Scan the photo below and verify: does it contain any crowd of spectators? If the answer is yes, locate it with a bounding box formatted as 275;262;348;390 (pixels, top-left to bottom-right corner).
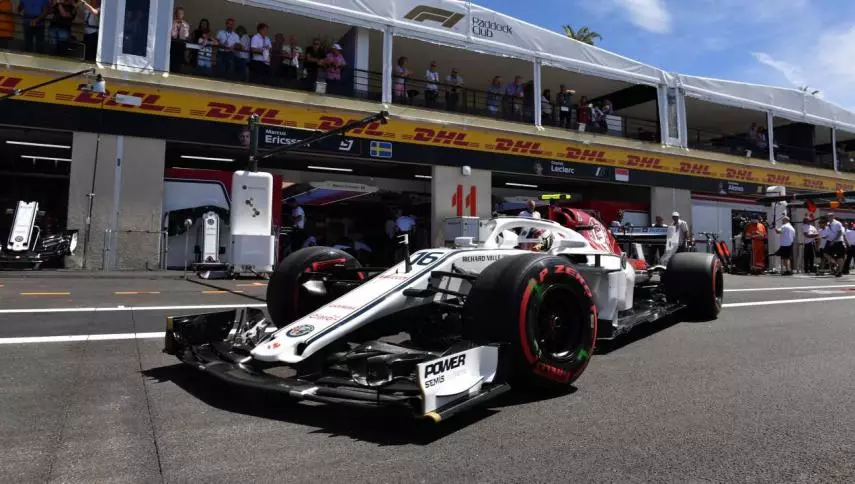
1;0;100;60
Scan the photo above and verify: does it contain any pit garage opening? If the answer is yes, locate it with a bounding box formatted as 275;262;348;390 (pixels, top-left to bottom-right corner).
163;141;432;269
0;126;74;267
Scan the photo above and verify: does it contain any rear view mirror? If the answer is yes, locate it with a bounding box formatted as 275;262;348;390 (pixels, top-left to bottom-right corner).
554;239;587;250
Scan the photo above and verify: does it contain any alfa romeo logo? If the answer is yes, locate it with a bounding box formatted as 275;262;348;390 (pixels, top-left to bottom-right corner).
285;324;314;337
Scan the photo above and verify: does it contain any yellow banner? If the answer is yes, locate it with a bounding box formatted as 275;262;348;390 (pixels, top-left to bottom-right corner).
3;68;853;191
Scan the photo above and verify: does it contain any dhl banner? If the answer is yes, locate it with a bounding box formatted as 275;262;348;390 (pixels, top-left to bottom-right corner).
2;68;854;192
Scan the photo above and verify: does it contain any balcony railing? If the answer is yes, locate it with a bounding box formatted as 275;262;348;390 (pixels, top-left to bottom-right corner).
172;42;661;145
687;126;771;161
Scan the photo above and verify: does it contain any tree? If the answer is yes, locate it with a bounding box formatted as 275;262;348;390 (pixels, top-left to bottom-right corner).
563;25;602;45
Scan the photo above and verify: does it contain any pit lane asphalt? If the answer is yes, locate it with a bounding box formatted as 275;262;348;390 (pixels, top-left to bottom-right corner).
2;274;855;483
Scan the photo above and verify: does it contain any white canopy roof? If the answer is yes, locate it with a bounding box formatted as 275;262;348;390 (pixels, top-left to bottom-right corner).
231;0;855;133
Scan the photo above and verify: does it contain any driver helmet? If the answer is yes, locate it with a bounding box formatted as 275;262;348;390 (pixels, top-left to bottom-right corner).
518;227;554;251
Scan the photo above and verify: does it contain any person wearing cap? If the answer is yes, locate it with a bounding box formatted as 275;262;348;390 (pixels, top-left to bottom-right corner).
445;67;464;111
322;42;347;94
671;211;690;252
774;215;795;275
825;212;847;277
424;61;440;108
802;215;819;273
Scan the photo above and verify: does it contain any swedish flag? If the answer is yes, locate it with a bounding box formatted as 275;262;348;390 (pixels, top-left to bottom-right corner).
370;141;393;159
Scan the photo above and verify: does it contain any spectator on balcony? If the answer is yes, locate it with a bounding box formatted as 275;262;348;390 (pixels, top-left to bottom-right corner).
193;18;210;47
838;144;851;164
748;122;759;145
249;23;272;83
424;61;440;108
504;75;524;118
541;89;553;123
281;35;303;82
234;25;250;81
0;0;12;49
215;18;240;77
271;33;286;77
19;0;48;53
577;96;591;129
80;0;100;61
169;7;190;72
304;37;325;87
323;43;346;95
445;67;463;112
393;56;412;103
486;76;503;116
556;85;575;128
196;28;216;75
37;0;76;54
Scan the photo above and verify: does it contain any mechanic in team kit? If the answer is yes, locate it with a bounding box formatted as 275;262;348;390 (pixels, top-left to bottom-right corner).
287;198;306;252
773;215;795;275
825;213;848;277
802;215;819;273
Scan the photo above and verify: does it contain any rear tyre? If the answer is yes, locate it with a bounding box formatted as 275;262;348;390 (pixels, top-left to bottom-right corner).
465;254;597;391
663;252;723;321
266;246;361;327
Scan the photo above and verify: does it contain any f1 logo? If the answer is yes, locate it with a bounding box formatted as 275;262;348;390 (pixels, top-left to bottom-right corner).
452;185;477;217
404;6;465;28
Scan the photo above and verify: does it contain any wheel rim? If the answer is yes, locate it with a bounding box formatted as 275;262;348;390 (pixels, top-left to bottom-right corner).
533;285;584;361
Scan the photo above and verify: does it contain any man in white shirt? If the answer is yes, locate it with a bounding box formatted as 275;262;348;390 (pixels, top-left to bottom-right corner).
445;68;464;111
843;222;855;275
424;61;440;108
249;23;272;82
825;213;847;277
519;200;541;219
216;18;240;76
774;215;795;275
802;216;819;273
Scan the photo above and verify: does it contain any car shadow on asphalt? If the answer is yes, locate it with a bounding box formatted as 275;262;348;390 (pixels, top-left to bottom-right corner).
143;363;499;446
595;315;682;355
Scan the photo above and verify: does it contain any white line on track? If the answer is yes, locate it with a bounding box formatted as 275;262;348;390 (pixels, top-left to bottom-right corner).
0;303;266;315
723;295;855;308
0;326;277;345
725;284;855;293
0;332;166;344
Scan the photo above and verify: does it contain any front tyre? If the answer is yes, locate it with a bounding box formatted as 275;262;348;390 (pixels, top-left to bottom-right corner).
465;254;597;391
266;246;361;327
663;252;724;321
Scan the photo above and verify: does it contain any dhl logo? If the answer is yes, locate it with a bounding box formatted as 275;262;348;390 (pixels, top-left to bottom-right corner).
679;162;713;176
414;128;469;146
494;138;543;155
74;90;169;112
765;174;791;185
802;179;824;189
725;168;756;181
625;155;663;169
317;115;386;136
204;102;284;124
0;76;23;94
565;147;606;162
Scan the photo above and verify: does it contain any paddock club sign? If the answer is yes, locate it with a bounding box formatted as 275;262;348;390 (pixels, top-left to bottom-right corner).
3;68;853;192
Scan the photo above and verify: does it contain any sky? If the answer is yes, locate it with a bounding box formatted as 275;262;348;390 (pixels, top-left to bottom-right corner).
479;0;855;110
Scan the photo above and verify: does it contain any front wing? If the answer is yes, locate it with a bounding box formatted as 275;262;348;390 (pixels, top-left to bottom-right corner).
164;309;510;422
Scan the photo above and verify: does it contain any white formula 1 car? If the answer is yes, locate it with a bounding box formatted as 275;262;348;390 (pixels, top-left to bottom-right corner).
164;209;723;422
